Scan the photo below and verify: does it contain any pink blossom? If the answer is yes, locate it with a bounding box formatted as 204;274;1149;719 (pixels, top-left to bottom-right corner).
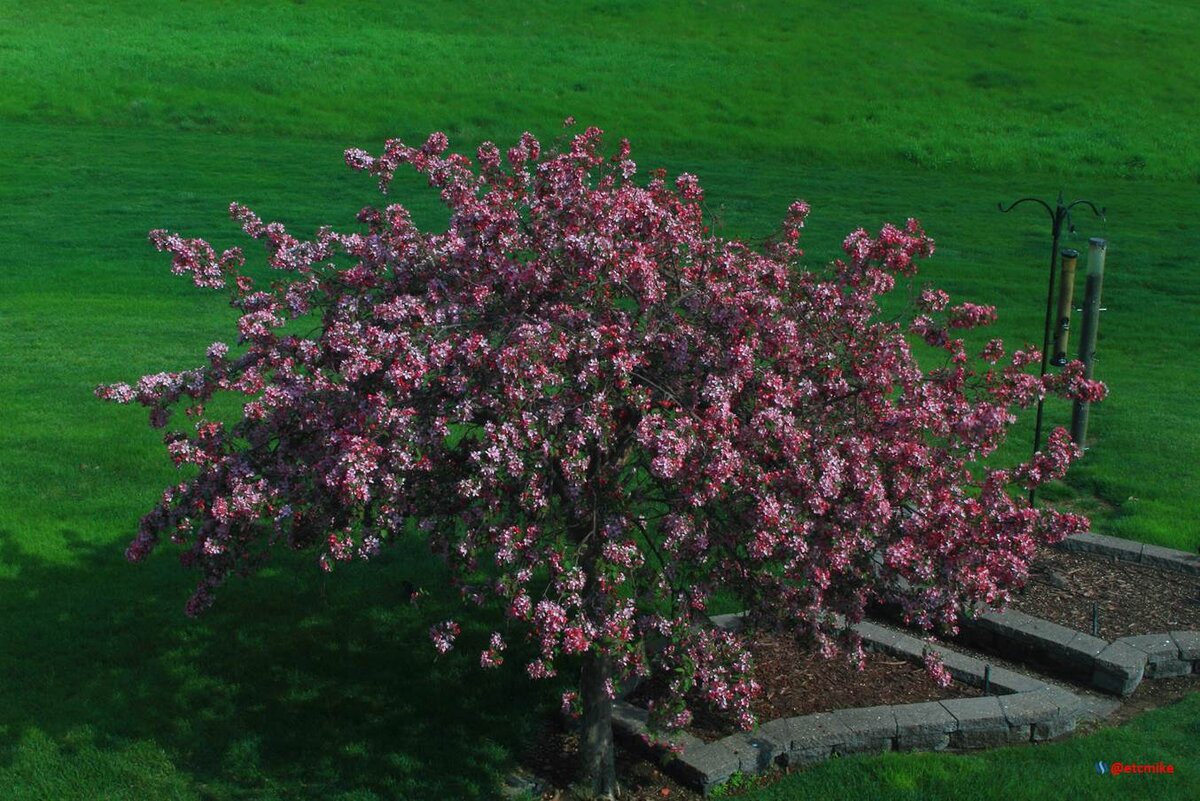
923;649;953;689
481;632;506;668
561;690;580;718
430;620;461;654
562;627;590;654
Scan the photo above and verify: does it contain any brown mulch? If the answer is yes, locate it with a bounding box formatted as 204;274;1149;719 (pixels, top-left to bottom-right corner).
629;630;981;743
1008;548;1200;640
518;716;706;801
517;631;980;800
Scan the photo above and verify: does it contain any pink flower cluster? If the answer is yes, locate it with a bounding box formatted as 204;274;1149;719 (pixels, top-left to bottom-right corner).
923;648;953;689
430;620;461;655
99;125;1104;736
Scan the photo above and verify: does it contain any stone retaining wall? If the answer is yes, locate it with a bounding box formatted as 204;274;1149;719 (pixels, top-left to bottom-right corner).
1061;531;1200;576
611;617;1093;794
959;535;1200;696
960;608;1200;696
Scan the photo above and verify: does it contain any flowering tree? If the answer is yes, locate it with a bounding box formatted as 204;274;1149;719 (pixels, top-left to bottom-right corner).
98;124;1104;799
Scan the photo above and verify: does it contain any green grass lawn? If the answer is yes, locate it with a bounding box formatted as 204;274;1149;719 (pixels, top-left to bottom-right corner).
1;1;1197;798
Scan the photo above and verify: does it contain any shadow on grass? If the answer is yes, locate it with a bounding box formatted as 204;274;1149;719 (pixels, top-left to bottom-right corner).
0;528;558;800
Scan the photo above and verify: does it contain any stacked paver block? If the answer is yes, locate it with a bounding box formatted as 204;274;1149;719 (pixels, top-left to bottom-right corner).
1171;630;1200;662
892;701;956;751
997;685;1081;741
768;712;848;767
957;533;1200;696
1059;531;1200;576
830;705;897;754
1122;634;1193;678
958;608;1108;681
939;696;1015;748
960;609;1200;696
1089;640;1146;696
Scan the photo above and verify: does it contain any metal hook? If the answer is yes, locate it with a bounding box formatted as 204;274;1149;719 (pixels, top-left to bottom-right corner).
997;197;1054;217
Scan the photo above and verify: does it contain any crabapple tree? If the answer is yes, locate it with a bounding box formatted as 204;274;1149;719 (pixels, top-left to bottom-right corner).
98;124;1105;799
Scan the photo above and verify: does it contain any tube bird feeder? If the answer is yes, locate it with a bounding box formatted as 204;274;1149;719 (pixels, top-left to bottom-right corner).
1070;238;1108;447
1052;248;1079;365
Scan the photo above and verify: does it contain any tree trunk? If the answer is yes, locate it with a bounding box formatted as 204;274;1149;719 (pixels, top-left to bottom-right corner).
578;648;619;799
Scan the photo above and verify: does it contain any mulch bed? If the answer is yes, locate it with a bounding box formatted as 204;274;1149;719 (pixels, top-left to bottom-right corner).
1009;547;1200;640
629;630;981;743
517;630;981;799
518;717;706;801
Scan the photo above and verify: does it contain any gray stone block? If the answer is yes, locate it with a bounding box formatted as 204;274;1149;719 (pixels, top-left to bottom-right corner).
1149;659;1192;678
1037;684;1086;716
830;705;897;754
940;696;1011;749
857;626;929;662
1122;633;1179;659
1030;684;1090;738
1121;633;1186;678
1091;640;1146;696
852;621;908;653
997;610;1082;651
611;701;707;758
673;742;741;790
1170;630;1200;661
723;732;783;775
1034;714;1077;740
1065;532;1200;576
970;609;1103;676
997;689;1058;724
668;731;707;754
998;689;1071;743
1140;543;1200;576
754;718;791;747
984;666;1048;694
893;701;956;751
1062;632;1108;663
779;744;833;768
938;649;991;686
611;701;650;734
970;607;1035;635
782;712;853;751
709;613;745;633
1060;532;1142;561
776;712;848;767
956;625;997;651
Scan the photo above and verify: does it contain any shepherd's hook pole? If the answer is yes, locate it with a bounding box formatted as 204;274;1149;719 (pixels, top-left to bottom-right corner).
998;193;1104;506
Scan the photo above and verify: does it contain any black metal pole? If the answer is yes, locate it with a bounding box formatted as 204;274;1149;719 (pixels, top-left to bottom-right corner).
1030;199;1066;502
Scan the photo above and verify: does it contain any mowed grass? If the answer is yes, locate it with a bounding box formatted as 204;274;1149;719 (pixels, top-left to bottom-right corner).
0;1;1197;799
1;0;1198;179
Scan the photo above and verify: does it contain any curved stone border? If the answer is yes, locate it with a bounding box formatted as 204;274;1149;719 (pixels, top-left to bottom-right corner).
958;608;1200;696
1061;532;1200;576
610;616;1095;794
